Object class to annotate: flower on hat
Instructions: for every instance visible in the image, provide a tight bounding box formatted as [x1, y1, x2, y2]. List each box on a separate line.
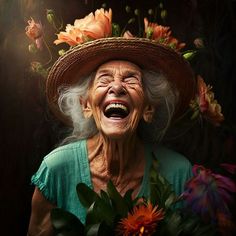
[116, 202, 164, 236]
[190, 75, 224, 126]
[25, 17, 43, 50]
[54, 8, 112, 46]
[24, 7, 225, 128]
[144, 18, 185, 51]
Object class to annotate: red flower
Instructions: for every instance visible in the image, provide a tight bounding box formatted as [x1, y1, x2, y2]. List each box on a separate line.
[116, 202, 164, 236]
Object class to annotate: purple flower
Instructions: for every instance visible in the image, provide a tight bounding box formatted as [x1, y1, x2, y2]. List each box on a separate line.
[182, 165, 236, 234]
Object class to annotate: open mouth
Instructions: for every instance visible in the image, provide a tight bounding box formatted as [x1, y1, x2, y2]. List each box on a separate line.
[104, 102, 129, 119]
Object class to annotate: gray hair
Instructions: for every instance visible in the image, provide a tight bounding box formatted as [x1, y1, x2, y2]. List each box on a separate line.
[58, 70, 179, 144]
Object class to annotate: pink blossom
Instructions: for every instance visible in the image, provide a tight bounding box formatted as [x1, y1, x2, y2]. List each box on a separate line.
[25, 18, 43, 50]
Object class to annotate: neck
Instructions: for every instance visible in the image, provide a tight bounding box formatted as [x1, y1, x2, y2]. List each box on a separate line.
[87, 132, 145, 193]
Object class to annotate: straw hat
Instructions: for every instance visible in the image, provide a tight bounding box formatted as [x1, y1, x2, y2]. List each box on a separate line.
[46, 37, 196, 125]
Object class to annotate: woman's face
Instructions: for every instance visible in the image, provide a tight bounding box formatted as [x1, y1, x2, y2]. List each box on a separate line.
[84, 60, 149, 139]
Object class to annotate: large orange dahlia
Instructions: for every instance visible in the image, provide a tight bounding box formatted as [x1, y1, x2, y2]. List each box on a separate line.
[116, 202, 164, 236]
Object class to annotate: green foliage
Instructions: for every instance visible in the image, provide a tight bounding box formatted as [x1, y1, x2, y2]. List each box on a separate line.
[51, 160, 218, 236]
[149, 159, 177, 209]
[51, 208, 84, 236]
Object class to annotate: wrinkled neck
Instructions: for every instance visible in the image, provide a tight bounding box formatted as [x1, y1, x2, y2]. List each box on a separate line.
[87, 132, 145, 188]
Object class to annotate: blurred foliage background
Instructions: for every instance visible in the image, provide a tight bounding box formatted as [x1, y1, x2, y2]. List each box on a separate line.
[0, 0, 235, 235]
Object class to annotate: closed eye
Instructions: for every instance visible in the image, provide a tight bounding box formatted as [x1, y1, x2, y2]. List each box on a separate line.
[124, 77, 139, 83]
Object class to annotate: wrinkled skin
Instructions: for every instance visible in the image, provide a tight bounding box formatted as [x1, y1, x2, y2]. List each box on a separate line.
[83, 60, 155, 195]
[27, 60, 155, 236]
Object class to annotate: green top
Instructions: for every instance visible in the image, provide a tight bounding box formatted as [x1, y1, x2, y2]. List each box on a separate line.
[31, 139, 192, 224]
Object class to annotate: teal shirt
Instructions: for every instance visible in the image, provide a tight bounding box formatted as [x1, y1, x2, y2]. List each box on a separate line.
[31, 140, 192, 224]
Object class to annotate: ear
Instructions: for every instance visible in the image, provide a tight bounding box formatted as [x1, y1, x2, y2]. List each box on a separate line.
[143, 104, 155, 123]
[80, 97, 93, 118]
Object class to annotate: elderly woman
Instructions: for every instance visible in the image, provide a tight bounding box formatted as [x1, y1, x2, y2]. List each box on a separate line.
[27, 31, 195, 235]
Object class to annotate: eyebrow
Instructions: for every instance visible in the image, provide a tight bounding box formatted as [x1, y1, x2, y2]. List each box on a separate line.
[96, 69, 142, 77]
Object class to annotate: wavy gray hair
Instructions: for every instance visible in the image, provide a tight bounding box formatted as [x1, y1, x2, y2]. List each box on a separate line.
[58, 70, 179, 144]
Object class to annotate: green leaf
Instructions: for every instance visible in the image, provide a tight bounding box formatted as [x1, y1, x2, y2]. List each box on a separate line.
[86, 222, 113, 236]
[94, 198, 115, 225]
[51, 208, 84, 236]
[85, 196, 115, 226]
[100, 190, 110, 203]
[182, 50, 197, 61]
[77, 183, 99, 208]
[163, 211, 182, 235]
[86, 223, 100, 236]
[165, 193, 177, 208]
[123, 189, 135, 210]
[106, 180, 129, 217]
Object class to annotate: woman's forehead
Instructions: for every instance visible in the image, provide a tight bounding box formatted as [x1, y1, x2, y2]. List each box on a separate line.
[96, 60, 142, 73]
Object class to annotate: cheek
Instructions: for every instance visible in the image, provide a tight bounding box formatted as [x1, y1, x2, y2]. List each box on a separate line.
[90, 87, 108, 107]
[127, 85, 146, 107]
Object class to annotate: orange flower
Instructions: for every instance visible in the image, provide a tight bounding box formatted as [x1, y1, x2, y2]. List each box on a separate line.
[116, 202, 164, 236]
[25, 18, 43, 49]
[144, 18, 185, 51]
[191, 75, 224, 126]
[54, 8, 112, 46]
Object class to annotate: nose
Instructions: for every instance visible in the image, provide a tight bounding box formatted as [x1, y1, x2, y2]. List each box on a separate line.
[108, 80, 126, 96]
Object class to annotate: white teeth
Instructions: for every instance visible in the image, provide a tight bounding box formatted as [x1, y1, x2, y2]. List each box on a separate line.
[105, 103, 128, 113]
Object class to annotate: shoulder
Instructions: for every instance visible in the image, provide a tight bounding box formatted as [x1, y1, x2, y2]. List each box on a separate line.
[152, 145, 193, 182]
[152, 145, 193, 196]
[43, 139, 87, 169]
[154, 146, 192, 171]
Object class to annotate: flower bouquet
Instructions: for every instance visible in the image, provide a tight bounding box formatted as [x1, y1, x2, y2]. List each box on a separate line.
[50, 160, 236, 236]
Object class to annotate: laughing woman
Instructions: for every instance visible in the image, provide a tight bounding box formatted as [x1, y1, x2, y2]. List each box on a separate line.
[27, 9, 196, 236]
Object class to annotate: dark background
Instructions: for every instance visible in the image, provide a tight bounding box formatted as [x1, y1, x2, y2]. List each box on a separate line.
[0, 0, 236, 235]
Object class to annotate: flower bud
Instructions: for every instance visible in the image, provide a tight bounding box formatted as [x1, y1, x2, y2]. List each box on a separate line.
[161, 10, 167, 20]
[134, 9, 140, 16]
[58, 49, 66, 56]
[125, 5, 131, 13]
[31, 61, 42, 72]
[128, 18, 135, 24]
[30, 61, 48, 77]
[46, 9, 55, 24]
[182, 50, 197, 61]
[101, 3, 107, 8]
[148, 9, 154, 15]
[146, 27, 153, 39]
[112, 23, 120, 37]
[28, 43, 37, 53]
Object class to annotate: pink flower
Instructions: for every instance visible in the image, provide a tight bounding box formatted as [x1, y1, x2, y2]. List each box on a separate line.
[144, 18, 185, 51]
[25, 18, 43, 50]
[54, 8, 112, 46]
[220, 163, 236, 174]
[123, 30, 134, 39]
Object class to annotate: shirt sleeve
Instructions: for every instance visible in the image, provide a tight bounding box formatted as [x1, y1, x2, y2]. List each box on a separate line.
[31, 160, 56, 204]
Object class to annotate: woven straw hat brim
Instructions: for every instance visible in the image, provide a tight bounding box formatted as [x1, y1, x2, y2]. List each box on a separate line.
[46, 37, 196, 125]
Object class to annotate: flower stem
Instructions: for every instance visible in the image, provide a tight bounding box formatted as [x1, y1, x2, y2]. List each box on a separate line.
[43, 38, 53, 66]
